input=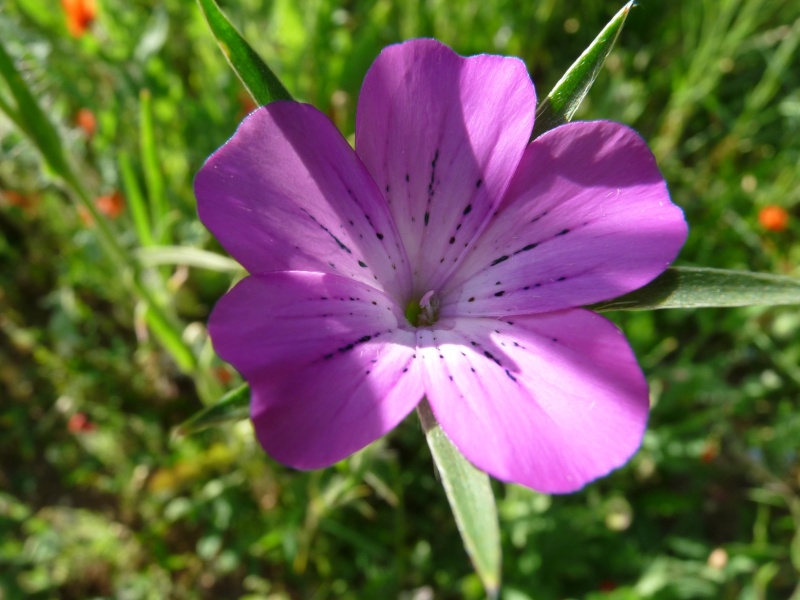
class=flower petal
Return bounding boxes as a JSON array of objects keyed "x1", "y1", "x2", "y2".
[
  {"x1": 209, "y1": 272, "x2": 424, "y2": 469},
  {"x1": 356, "y1": 39, "x2": 536, "y2": 294},
  {"x1": 195, "y1": 103, "x2": 412, "y2": 300},
  {"x1": 441, "y1": 121, "x2": 688, "y2": 317},
  {"x1": 417, "y1": 310, "x2": 648, "y2": 493}
]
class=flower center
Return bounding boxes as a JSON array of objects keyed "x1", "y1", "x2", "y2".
[{"x1": 405, "y1": 290, "x2": 440, "y2": 327}]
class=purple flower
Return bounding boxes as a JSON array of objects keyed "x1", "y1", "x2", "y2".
[{"x1": 195, "y1": 39, "x2": 687, "y2": 493}]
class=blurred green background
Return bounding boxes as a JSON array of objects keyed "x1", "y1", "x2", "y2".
[{"x1": 1, "y1": 0, "x2": 800, "y2": 598}]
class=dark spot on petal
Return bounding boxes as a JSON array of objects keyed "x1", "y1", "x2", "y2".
[
  {"x1": 556, "y1": 228, "x2": 570, "y2": 236},
  {"x1": 405, "y1": 173, "x2": 410, "y2": 182},
  {"x1": 376, "y1": 233, "x2": 384, "y2": 240},
  {"x1": 556, "y1": 276, "x2": 567, "y2": 282},
  {"x1": 371, "y1": 301, "x2": 377, "y2": 305},
  {"x1": 468, "y1": 297, "x2": 475, "y2": 302},
  {"x1": 448, "y1": 375, "x2": 454, "y2": 381},
  {"x1": 358, "y1": 260, "x2": 368, "y2": 268},
  {"x1": 495, "y1": 281, "x2": 501, "y2": 285},
  {"x1": 514, "y1": 242, "x2": 539, "y2": 255},
  {"x1": 323, "y1": 353, "x2": 333, "y2": 360},
  {"x1": 491, "y1": 255, "x2": 509, "y2": 266},
  {"x1": 424, "y1": 211, "x2": 430, "y2": 226},
  {"x1": 449, "y1": 236, "x2": 456, "y2": 244},
  {"x1": 463, "y1": 204, "x2": 472, "y2": 215},
  {"x1": 505, "y1": 369, "x2": 517, "y2": 382},
  {"x1": 494, "y1": 291, "x2": 505, "y2": 297},
  {"x1": 385, "y1": 185, "x2": 390, "y2": 192},
  {"x1": 483, "y1": 350, "x2": 501, "y2": 366},
  {"x1": 475, "y1": 179, "x2": 482, "y2": 188},
  {"x1": 551, "y1": 337, "x2": 558, "y2": 342}
]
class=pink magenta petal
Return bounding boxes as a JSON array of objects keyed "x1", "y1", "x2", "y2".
[
  {"x1": 356, "y1": 39, "x2": 536, "y2": 294},
  {"x1": 209, "y1": 272, "x2": 424, "y2": 469},
  {"x1": 417, "y1": 310, "x2": 649, "y2": 493},
  {"x1": 195, "y1": 103, "x2": 412, "y2": 301},
  {"x1": 441, "y1": 121, "x2": 688, "y2": 317}
]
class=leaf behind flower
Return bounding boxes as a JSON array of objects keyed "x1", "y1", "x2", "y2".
[
  {"x1": 592, "y1": 266, "x2": 800, "y2": 311},
  {"x1": 173, "y1": 383, "x2": 250, "y2": 438},
  {"x1": 532, "y1": 1, "x2": 634, "y2": 138},
  {"x1": 196, "y1": 0, "x2": 292, "y2": 106}
]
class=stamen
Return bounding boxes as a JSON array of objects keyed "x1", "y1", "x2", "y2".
[
  {"x1": 418, "y1": 291, "x2": 440, "y2": 326},
  {"x1": 404, "y1": 291, "x2": 441, "y2": 326}
]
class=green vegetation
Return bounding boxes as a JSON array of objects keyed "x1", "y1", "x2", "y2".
[{"x1": 1, "y1": 0, "x2": 799, "y2": 598}]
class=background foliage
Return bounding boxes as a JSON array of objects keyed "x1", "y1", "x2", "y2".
[{"x1": 1, "y1": 0, "x2": 799, "y2": 598}]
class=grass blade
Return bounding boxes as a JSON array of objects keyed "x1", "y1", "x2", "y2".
[
  {"x1": 418, "y1": 399, "x2": 501, "y2": 599},
  {"x1": 139, "y1": 89, "x2": 169, "y2": 244},
  {"x1": 532, "y1": 1, "x2": 633, "y2": 138},
  {"x1": 592, "y1": 266, "x2": 800, "y2": 311},
  {"x1": 118, "y1": 150, "x2": 154, "y2": 247},
  {"x1": 196, "y1": 0, "x2": 292, "y2": 105}
]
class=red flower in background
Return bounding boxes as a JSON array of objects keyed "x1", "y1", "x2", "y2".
[
  {"x1": 68, "y1": 412, "x2": 96, "y2": 434},
  {"x1": 758, "y1": 205, "x2": 789, "y2": 232},
  {"x1": 61, "y1": 0, "x2": 97, "y2": 38},
  {"x1": 96, "y1": 191, "x2": 125, "y2": 218},
  {"x1": 75, "y1": 108, "x2": 97, "y2": 138}
]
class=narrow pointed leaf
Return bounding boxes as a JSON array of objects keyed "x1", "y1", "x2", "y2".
[
  {"x1": 197, "y1": 0, "x2": 292, "y2": 105},
  {"x1": 418, "y1": 399, "x2": 501, "y2": 599},
  {"x1": 0, "y1": 40, "x2": 70, "y2": 176},
  {"x1": 139, "y1": 89, "x2": 169, "y2": 243},
  {"x1": 532, "y1": 1, "x2": 633, "y2": 138},
  {"x1": 118, "y1": 151, "x2": 154, "y2": 247},
  {"x1": 136, "y1": 246, "x2": 242, "y2": 272},
  {"x1": 592, "y1": 266, "x2": 800, "y2": 311},
  {"x1": 174, "y1": 383, "x2": 250, "y2": 438}
]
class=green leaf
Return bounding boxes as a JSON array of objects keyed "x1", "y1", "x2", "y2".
[
  {"x1": 141, "y1": 304, "x2": 197, "y2": 373},
  {"x1": 139, "y1": 90, "x2": 170, "y2": 244},
  {"x1": 592, "y1": 266, "x2": 800, "y2": 311},
  {"x1": 197, "y1": 0, "x2": 292, "y2": 105},
  {"x1": 135, "y1": 246, "x2": 242, "y2": 272},
  {"x1": 174, "y1": 383, "x2": 250, "y2": 438},
  {"x1": 532, "y1": 1, "x2": 633, "y2": 138},
  {"x1": 418, "y1": 399, "x2": 501, "y2": 599},
  {"x1": 0, "y1": 39, "x2": 70, "y2": 177},
  {"x1": 118, "y1": 151, "x2": 154, "y2": 247}
]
